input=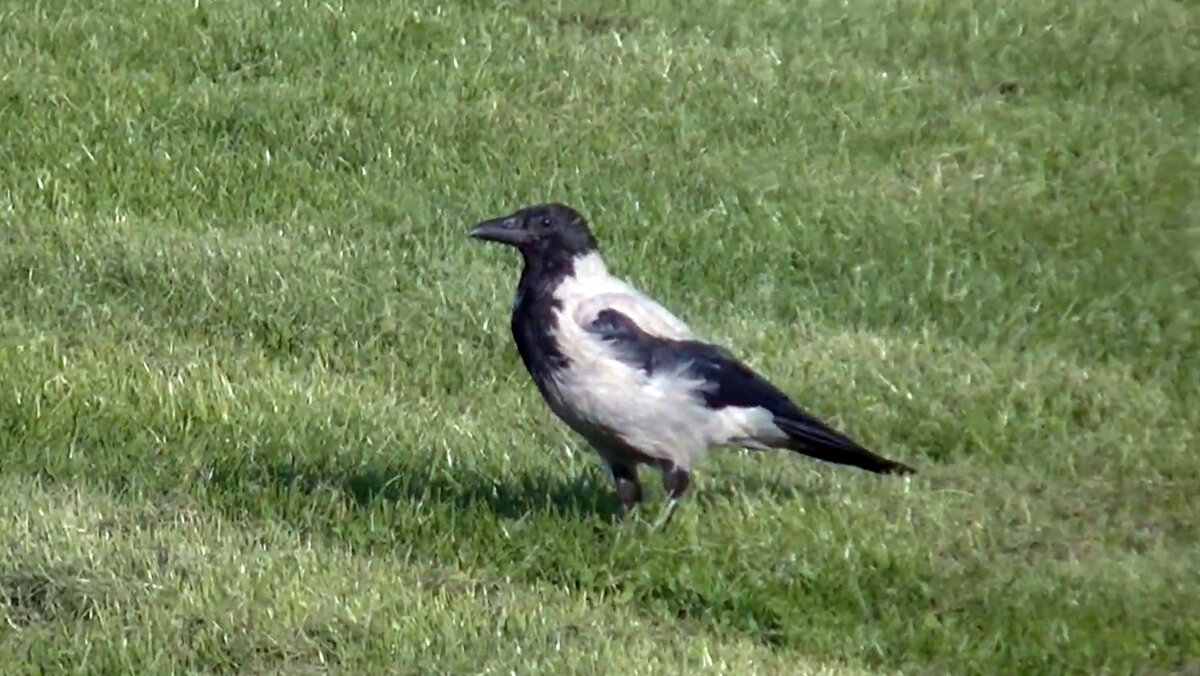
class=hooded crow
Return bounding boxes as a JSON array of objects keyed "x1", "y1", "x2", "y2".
[{"x1": 471, "y1": 203, "x2": 915, "y2": 527}]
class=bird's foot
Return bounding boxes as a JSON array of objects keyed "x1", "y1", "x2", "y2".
[
  {"x1": 612, "y1": 470, "x2": 643, "y2": 524},
  {"x1": 653, "y1": 461, "x2": 691, "y2": 529},
  {"x1": 652, "y1": 498, "x2": 681, "y2": 530},
  {"x1": 614, "y1": 501, "x2": 639, "y2": 524}
]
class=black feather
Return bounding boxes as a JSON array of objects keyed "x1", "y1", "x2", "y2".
[
  {"x1": 587, "y1": 308, "x2": 915, "y2": 475},
  {"x1": 508, "y1": 239, "x2": 580, "y2": 393}
]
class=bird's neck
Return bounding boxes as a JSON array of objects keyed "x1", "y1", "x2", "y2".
[{"x1": 509, "y1": 250, "x2": 606, "y2": 386}]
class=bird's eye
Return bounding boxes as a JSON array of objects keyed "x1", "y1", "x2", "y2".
[{"x1": 540, "y1": 218, "x2": 552, "y2": 229}]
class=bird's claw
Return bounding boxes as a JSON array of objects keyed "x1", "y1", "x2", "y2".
[{"x1": 652, "y1": 498, "x2": 681, "y2": 530}]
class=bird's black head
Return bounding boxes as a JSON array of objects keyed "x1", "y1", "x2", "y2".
[{"x1": 469, "y1": 203, "x2": 597, "y2": 260}]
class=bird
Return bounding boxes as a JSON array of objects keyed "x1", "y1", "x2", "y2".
[{"x1": 469, "y1": 202, "x2": 915, "y2": 527}]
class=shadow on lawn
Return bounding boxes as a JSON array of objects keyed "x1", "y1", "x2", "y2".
[
  {"x1": 236, "y1": 453, "x2": 832, "y2": 524},
  {"x1": 261, "y1": 460, "x2": 622, "y2": 521}
]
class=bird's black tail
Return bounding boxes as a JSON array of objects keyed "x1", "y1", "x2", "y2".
[{"x1": 773, "y1": 414, "x2": 915, "y2": 475}]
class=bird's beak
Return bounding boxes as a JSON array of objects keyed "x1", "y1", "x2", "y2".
[{"x1": 469, "y1": 216, "x2": 528, "y2": 246}]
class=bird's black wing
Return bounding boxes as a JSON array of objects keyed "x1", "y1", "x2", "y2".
[
  {"x1": 683, "y1": 348, "x2": 915, "y2": 474},
  {"x1": 585, "y1": 308, "x2": 915, "y2": 475},
  {"x1": 585, "y1": 307, "x2": 670, "y2": 374},
  {"x1": 585, "y1": 308, "x2": 802, "y2": 414}
]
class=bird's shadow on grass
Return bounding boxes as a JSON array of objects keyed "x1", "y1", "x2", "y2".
[
  {"x1": 265, "y1": 460, "x2": 622, "y2": 522},
  {"x1": 249, "y1": 455, "x2": 832, "y2": 524}
]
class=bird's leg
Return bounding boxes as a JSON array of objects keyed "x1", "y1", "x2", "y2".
[
  {"x1": 653, "y1": 461, "x2": 691, "y2": 530},
  {"x1": 608, "y1": 462, "x2": 643, "y2": 521}
]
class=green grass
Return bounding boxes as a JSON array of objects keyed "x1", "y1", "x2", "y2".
[{"x1": 1, "y1": 0, "x2": 1197, "y2": 673}]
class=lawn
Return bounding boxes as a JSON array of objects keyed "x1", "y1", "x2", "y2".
[{"x1": 1, "y1": 0, "x2": 1197, "y2": 673}]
